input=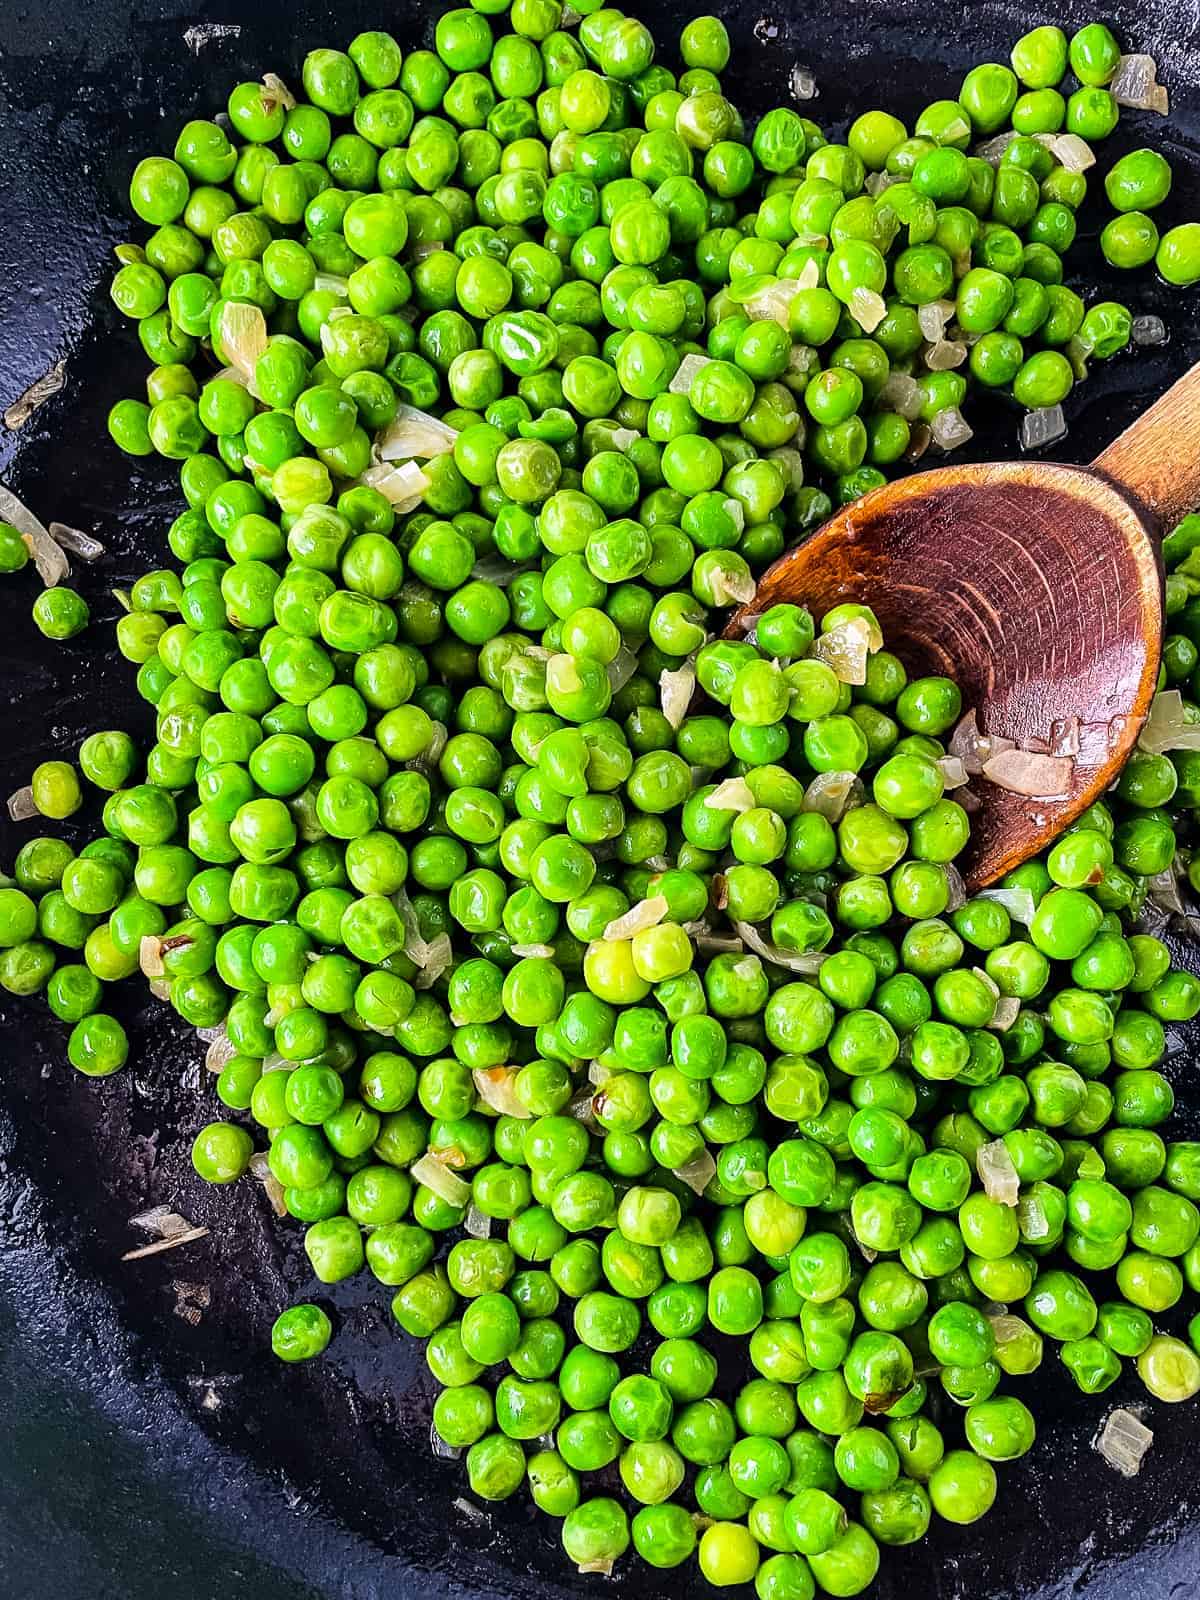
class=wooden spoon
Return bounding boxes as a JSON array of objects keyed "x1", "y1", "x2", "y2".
[{"x1": 726, "y1": 363, "x2": 1200, "y2": 889}]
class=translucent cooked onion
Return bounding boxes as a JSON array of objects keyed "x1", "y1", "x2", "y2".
[
  {"x1": 795, "y1": 258, "x2": 822, "y2": 291},
  {"x1": 978, "y1": 884, "x2": 1037, "y2": 926},
  {"x1": 1139, "y1": 689, "x2": 1200, "y2": 754},
  {"x1": 802, "y1": 770, "x2": 862, "y2": 822},
  {"x1": 138, "y1": 935, "x2": 166, "y2": 979},
  {"x1": 359, "y1": 460, "x2": 431, "y2": 511},
  {"x1": 1132, "y1": 314, "x2": 1168, "y2": 347},
  {"x1": 414, "y1": 932, "x2": 453, "y2": 990},
  {"x1": 977, "y1": 1138, "x2": 1020, "y2": 1206},
  {"x1": 1111, "y1": 53, "x2": 1169, "y2": 114},
  {"x1": 981, "y1": 746, "x2": 1073, "y2": 798},
  {"x1": 1017, "y1": 1187, "x2": 1051, "y2": 1241},
  {"x1": 376, "y1": 404, "x2": 459, "y2": 460},
  {"x1": 260, "y1": 71, "x2": 297, "y2": 112},
  {"x1": 917, "y1": 300, "x2": 956, "y2": 342},
  {"x1": 704, "y1": 776, "x2": 756, "y2": 813},
  {"x1": 473, "y1": 1067, "x2": 528, "y2": 1119},
  {"x1": 588, "y1": 1060, "x2": 614, "y2": 1087},
  {"x1": 510, "y1": 942, "x2": 554, "y2": 958},
  {"x1": 1095, "y1": 1408, "x2": 1154, "y2": 1477},
  {"x1": 668, "y1": 352, "x2": 710, "y2": 395},
  {"x1": 205, "y1": 1030, "x2": 236, "y2": 1073},
  {"x1": 975, "y1": 130, "x2": 1019, "y2": 164},
  {"x1": 1050, "y1": 132, "x2": 1096, "y2": 172},
  {"x1": 789, "y1": 64, "x2": 817, "y2": 101},
  {"x1": 924, "y1": 338, "x2": 967, "y2": 371},
  {"x1": 0, "y1": 482, "x2": 69, "y2": 585},
  {"x1": 7, "y1": 785, "x2": 36, "y2": 821},
  {"x1": 216, "y1": 300, "x2": 268, "y2": 395},
  {"x1": 929, "y1": 405, "x2": 974, "y2": 451},
  {"x1": 568, "y1": 1087, "x2": 599, "y2": 1130},
  {"x1": 987, "y1": 995, "x2": 1021, "y2": 1032},
  {"x1": 464, "y1": 1203, "x2": 492, "y2": 1239},
  {"x1": 745, "y1": 278, "x2": 801, "y2": 326},
  {"x1": 576, "y1": 1559, "x2": 615, "y2": 1578},
  {"x1": 660, "y1": 659, "x2": 696, "y2": 730},
  {"x1": 3, "y1": 358, "x2": 66, "y2": 430},
  {"x1": 849, "y1": 287, "x2": 887, "y2": 334},
  {"x1": 811, "y1": 616, "x2": 872, "y2": 685},
  {"x1": 878, "y1": 372, "x2": 924, "y2": 421},
  {"x1": 606, "y1": 643, "x2": 639, "y2": 693},
  {"x1": 431, "y1": 1421, "x2": 461, "y2": 1460},
  {"x1": 313, "y1": 272, "x2": 350, "y2": 297},
  {"x1": 734, "y1": 920, "x2": 825, "y2": 975},
  {"x1": 944, "y1": 862, "x2": 967, "y2": 914},
  {"x1": 1019, "y1": 404, "x2": 1067, "y2": 451},
  {"x1": 411, "y1": 1152, "x2": 471, "y2": 1205},
  {"x1": 937, "y1": 755, "x2": 969, "y2": 789},
  {"x1": 674, "y1": 1150, "x2": 717, "y2": 1196},
  {"x1": 708, "y1": 565, "x2": 757, "y2": 605},
  {"x1": 604, "y1": 895, "x2": 669, "y2": 941}
]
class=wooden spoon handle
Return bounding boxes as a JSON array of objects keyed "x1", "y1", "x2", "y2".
[{"x1": 1092, "y1": 357, "x2": 1200, "y2": 531}]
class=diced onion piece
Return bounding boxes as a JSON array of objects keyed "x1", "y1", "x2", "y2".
[
  {"x1": 604, "y1": 895, "x2": 669, "y2": 941},
  {"x1": 511, "y1": 942, "x2": 555, "y2": 958},
  {"x1": 659, "y1": 659, "x2": 696, "y2": 730},
  {"x1": 795, "y1": 258, "x2": 821, "y2": 290},
  {"x1": 788, "y1": 343, "x2": 819, "y2": 383},
  {"x1": 360, "y1": 460, "x2": 431, "y2": 511},
  {"x1": 849, "y1": 286, "x2": 887, "y2": 334},
  {"x1": 4, "y1": 358, "x2": 66, "y2": 430},
  {"x1": 1095, "y1": 1408, "x2": 1154, "y2": 1477},
  {"x1": 139, "y1": 936, "x2": 166, "y2": 980},
  {"x1": 977, "y1": 884, "x2": 1036, "y2": 926},
  {"x1": 1019, "y1": 404, "x2": 1067, "y2": 451},
  {"x1": 802, "y1": 770, "x2": 862, "y2": 822},
  {"x1": 878, "y1": 372, "x2": 924, "y2": 421},
  {"x1": 734, "y1": 920, "x2": 825, "y2": 976},
  {"x1": 1050, "y1": 716, "x2": 1081, "y2": 758},
  {"x1": 205, "y1": 1030, "x2": 237, "y2": 1073},
  {"x1": 937, "y1": 755, "x2": 969, "y2": 789},
  {"x1": 949, "y1": 708, "x2": 985, "y2": 774},
  {"x1": 789, "y1": 64, "x2": 818, "y2": 101},
  {"x1": 469, "y1": 554, "x2": 535, "y2": 586},
  {"x1": 1111, "y1": 53, "x2": 1169, "y2": 113},
  {"x1": 704, "y1": 777, "x2": 756, "y2": 813},
  {"x1": 588, "y1": 1060, "x2": 614, "y2": 1088},
  {"x1": 147, "y1": 976, "x2": 172, "y2": 1002},
  {"x1": 262, "y1": 1051, "x2": 290, "y2": 1074},
  {"x1": 929, "y1": 405, "x2": 974, "y2": 451},
  {"x1": 568, "y1": 1088, "x2": 599, "y2": 1130},
  {"x1": 414, "y1": 932, "x2": 453, "y2": 990},
  {"x1": 674, "y1": 1149, "x2": 717, "y2": 1196},
  {"x1": 644, "y1": 854, "x2": 671, "y2": 872},
  {"x1": 0, "y1": 482, "x2": 69, "y2": 586},
  {"x1": 473, "y1": 1067, "x2": 528, "y2": 1119},
  {"x1": 811, "y1": 616, "x2": 872, "y2": 685},
  {"x1": 49, "y1": 521, "x2": 104, "y2": 561},
  {"x1": 988, "y1": 1311, "x2": 1036, "y2": 1348},
  {"x1": 260, "y1": 71, "x2": 297, "y2": 112},
  {"x1": 1050, "y1": 132, "x2": 1095, "y2": 172},
  {"x1": 464, "y1": 1203, "x2": 492, "y2": 1240},
  {"x1": 7, "y1": 785, "x2": 36, "y2": 821},
  {"x1": 864, "y1": 171, "x2": 899, "y2": 197},
  {"x1": 905, "y1": 422, "x2": 931, "y2": 461},
  {"x1": 708, "y1": 565, "x2": 757, "y2": 605},
  {"x1": 745, "y1": 278, "x2": 800, "y2": 327},
  {"x1": 217, "y1": 300, "x2": 268, "y2": 396},
  {"x1": 924, "y1": 338, "x2": 967, "y2": 371},
  {"x1": 576, "y1": 1559, "x2": 615, "y2": 1578},
  {"x1": 975, "y1": 130, "x2": 1019, "y2": 164},
  {"x1": 610, "y1": 426, "x2": 640, "y2": 451},
  {"x1": 981, "y1": 746, "x2": 1073, "y2": 798},
  {"x1": 668, "y1": 352, "x2": 711, "y2": 395},
  {"x1": 1139, "y1": 689, "x2": 1200, "y2": 754},
  {"x1": 917, "y1": 300, "x2": 955, "y2": 342},
  {"x1": 978, "y1": 1138, "x2": 1020, "y2": 1207},
  {"x1": 431, "y1": 1421, "x2": 461, "y2": 1460},
  {"x1": 606, "y1": 643, "x2": 639, "y2": 692},
  {"x1": 377, "y1": 404, "x2": 459, "y2": 460},
  {"x1": 129, "y1": 1205, "x2": 196, "y2": 1240},
  {"x1": 411, "y1": 1152, "x2": 471, "y2": 1205},
  {"x1": 692, "y1": 930, "x2": 745, "y2": 954},
  {"x1": 1145, "y1": 866, "x2": 1187, "y2": 919},
  {"x1": 1132, "y1": 314, "x2": 1168, "y2": 347},
  {"x1": 944, "y1": 862, "x2": 967, "y2": 914},
  {"x1": 988, "y1": 995, "x2": 1021, "y2": 1032}
]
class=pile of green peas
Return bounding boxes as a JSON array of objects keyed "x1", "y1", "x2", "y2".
[{"x1": 3, "y1": 2, "x2": 1200, "y2": 1593}]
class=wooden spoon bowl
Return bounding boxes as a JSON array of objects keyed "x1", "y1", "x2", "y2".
[{"x1": 724, "y1": 364, "x2": 1200, "y2": 888}]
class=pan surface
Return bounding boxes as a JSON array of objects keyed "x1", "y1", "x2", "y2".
[{"x1": 2, "y1": 1, "x2": 1200, "y2": 1596}]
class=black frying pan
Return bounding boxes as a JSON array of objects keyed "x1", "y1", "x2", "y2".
[{"x1": 2, "y1": 1, "x2": 1200, "y2": 1596}]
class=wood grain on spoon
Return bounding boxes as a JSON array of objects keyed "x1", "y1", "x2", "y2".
[{"x1": 726, "y1": 361, "x2": 1200, "y2": 888}]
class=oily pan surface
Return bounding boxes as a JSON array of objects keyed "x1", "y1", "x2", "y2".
[{"x1": 1, "y1": 0, "x2": 1200, "y2": 1596}]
